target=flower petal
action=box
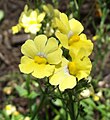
[76,57,92,80]
[34,35,47,52]
[55,18,68,34]
[19,56,35,74]
[47,48,62,64]
[69,18,84,35]
[32,64,55,78]
[21,40,38,58]
[59,75,76,91]
[44,37,58,55]
[69,38,93,56]
[59,13,70,33]
[69,48,87,60]
[49,68,67,86]
[55,31,69,49]
[49,58,69,86]
[37,12,45,22]
[28,24,41,34]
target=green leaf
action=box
[0,10,4,21]
[15,85,28,97]
[28,91,39,99]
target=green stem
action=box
[26,74,31,94]
[26,74,32,114]
[31,94,45,120]
[76,101,80,119]
[58,88,68,120]
[31,80,45,120]
[68,91,76,120]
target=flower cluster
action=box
[12,5,45,34]
[17,5,93,92]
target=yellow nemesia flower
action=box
[69,48,92,80]
[13,5,45,34]
[69,34,93,56]
[50,57,76,91]
[55,13,93,56]
[19,34,62,78]
[49,48,92,91]
[5,104,16,115]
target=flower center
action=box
[68,62,77,75]
[68,35,80,46]
[34,56,47,64]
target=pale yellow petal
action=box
[47,48,62,64]
[37,12,45,22]
[55,31,69,49]
[76,57,92,80]
[69,39,93,56]
[59,75,76,91]
[30,11,38,20]
[69,48,86,60]
[80,33,87,40]
[76,71,89,80]
[54,9,60,17]
[21,40,38,58]
[49,58,69,86]
[49,68,67,85]
[32,64,55,78]
[19,56,35,74]
[55,18,67,34]
[34,35,47,52]
[61,57,69,66]
[60,13,70,33]
[28,23,41,34]
[69,18,84,35]
[44,37,58,54]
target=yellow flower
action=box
[12,24,21,34]
[5,104,16,115]
[69,34,93,56]
[49,57,76,91]
[12,5,45,34]
[69,48,92,80]
[49,48,92,91]
[55,13,93,56]
[19,35,62,78]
